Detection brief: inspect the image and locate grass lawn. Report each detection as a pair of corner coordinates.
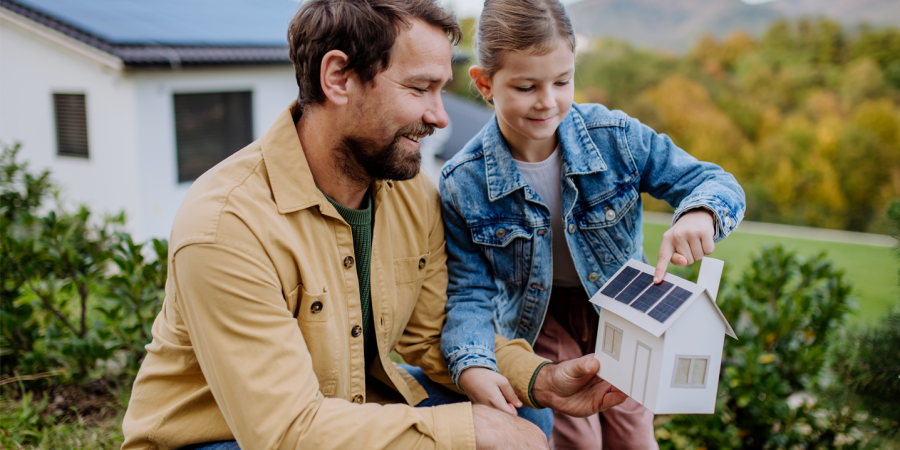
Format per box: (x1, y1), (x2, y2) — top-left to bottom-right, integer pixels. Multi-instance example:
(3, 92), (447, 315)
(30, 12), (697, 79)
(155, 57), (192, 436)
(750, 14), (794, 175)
(643, 223), (900, 324)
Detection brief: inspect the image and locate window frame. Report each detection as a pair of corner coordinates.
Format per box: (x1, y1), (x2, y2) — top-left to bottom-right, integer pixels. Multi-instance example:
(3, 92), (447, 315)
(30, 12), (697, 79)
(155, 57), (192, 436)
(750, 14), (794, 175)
(601, 322), (624, 361)
(52, 93), (90, 158)
(670, 354), (711, 389)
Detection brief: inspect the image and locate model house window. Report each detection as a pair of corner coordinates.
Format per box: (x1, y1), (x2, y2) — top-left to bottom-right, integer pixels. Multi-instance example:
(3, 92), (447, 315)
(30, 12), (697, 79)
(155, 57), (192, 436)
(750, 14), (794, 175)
(174, 91), (253, 182)
(671, 355), (709, 388)
(601, 322), (623, 360)
(53, 93), (89, 158)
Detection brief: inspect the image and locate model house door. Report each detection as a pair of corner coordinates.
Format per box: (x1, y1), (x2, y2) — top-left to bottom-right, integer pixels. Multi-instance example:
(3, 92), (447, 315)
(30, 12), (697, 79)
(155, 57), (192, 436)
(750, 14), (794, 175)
(630, 342), (651, 403)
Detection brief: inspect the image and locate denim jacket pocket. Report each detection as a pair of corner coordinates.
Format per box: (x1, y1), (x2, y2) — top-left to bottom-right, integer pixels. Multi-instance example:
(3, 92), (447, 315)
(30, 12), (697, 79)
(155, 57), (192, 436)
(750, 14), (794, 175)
(575, 186), (639, 263)
(470, 222), (533, 283)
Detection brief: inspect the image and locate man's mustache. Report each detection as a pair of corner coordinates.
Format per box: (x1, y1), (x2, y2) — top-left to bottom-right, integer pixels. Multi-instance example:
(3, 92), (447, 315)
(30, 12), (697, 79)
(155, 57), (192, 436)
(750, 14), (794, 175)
(396, 122), (435, 138)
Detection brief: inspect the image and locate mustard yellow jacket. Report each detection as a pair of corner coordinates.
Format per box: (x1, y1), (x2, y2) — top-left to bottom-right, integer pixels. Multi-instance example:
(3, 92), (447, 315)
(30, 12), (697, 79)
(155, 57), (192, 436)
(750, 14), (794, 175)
(121, 103), (548, 450)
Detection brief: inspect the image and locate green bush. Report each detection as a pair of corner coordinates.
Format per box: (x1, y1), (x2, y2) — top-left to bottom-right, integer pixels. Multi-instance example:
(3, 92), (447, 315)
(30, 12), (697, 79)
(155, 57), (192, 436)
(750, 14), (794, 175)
(657, 245), (862, 449)
(0, 143), (167, 388)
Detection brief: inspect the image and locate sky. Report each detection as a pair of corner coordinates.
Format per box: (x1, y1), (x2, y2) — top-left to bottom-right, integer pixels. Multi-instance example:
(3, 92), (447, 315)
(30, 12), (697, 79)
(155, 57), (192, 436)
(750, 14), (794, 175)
(443, 0), (779, 19)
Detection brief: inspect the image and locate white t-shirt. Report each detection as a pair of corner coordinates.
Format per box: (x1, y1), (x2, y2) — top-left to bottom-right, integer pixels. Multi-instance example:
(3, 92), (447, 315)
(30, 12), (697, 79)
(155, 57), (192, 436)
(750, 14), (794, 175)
(513, 146), (581, 287)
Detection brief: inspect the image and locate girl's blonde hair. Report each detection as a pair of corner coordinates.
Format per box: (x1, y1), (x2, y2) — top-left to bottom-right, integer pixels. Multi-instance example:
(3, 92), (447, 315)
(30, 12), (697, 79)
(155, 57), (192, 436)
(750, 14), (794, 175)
(475, 0), (576, 78)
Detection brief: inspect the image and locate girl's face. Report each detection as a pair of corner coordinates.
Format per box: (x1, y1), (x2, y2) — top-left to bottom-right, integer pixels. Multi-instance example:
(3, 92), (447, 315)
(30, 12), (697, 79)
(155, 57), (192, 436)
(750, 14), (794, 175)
(471, 39), (575, 157)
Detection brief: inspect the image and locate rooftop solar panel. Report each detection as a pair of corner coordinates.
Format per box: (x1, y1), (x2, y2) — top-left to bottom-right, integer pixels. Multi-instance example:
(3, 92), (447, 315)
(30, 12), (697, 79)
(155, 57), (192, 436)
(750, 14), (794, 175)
(615, 273), (654, 305)
(629, 280), (674, 312)
(648, 286), (693, 323)
(600, 267), (640, 299)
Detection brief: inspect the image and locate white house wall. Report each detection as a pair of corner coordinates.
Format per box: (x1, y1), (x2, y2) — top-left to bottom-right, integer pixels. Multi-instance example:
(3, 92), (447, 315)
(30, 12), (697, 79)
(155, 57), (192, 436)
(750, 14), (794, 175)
(595, 309), (664, 412)
(654, 295), (727, 414)
(0, 13), (141, 233)
(131, 66), (296, 239)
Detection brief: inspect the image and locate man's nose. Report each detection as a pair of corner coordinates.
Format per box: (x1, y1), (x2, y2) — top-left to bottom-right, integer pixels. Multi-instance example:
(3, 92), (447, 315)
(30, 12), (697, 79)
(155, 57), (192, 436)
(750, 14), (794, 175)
(424, 93), (450, 129)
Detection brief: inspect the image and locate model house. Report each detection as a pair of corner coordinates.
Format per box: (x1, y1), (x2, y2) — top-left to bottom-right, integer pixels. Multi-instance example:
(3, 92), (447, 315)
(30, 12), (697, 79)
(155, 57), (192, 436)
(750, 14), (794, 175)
(590, 257), (736, 414)
(0, 0), (486, 240)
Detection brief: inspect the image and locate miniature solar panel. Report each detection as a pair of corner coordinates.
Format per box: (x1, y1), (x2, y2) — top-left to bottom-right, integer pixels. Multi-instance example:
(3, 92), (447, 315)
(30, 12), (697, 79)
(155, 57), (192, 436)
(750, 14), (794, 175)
(13, 0), (298, 46)
(647, 286), (693, 322)
(615, 273), (654, 305)
(629, 280), (674, 312)
(599, 266), (640, 299)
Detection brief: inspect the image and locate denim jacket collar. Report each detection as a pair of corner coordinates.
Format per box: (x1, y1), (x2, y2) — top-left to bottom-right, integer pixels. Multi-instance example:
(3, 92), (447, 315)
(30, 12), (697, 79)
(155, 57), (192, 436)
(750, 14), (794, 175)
(481, 105), (608, 202)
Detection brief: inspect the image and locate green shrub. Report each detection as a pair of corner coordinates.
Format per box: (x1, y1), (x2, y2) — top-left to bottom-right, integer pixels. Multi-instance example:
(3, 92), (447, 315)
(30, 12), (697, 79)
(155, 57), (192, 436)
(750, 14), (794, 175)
(657, 245), (862, 449)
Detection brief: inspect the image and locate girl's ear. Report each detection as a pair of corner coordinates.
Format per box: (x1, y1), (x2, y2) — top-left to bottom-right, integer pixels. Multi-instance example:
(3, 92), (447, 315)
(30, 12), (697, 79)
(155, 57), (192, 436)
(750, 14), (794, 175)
(469, 65), (493, 101)
(320, 49), (352, 106)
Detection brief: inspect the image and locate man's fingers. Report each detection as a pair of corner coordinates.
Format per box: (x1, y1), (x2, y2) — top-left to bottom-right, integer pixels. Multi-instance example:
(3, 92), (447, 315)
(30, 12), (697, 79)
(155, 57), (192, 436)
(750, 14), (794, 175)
(562, 356), (600, 379)
(654, 236), (675, 283)
(498, 379), (523, 409)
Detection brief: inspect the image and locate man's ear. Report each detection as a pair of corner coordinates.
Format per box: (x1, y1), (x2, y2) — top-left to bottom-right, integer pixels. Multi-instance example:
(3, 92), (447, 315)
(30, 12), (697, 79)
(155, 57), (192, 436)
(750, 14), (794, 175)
(320, 50), (352, 106)
(469, 65), (493, 101)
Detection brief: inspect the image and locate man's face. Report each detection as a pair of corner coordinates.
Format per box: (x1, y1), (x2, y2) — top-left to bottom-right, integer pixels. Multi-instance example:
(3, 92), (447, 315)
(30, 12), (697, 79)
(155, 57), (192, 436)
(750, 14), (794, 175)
(338, 19), (453, 183)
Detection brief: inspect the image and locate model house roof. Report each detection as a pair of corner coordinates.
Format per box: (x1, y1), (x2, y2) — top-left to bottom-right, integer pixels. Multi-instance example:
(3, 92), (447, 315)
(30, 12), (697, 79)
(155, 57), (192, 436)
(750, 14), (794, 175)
(1, 0), (297, 67)
(590, 259), (737, 339)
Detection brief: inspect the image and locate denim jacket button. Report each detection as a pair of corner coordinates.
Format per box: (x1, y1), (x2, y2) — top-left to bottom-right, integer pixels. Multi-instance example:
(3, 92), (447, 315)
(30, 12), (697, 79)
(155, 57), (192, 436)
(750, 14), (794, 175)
(724, 216), (733, 228)
(537, 228), (548, 235)
(588, 272), (599, 282)
(495, 228), (507, 238)
(605, 209), (616, 221)
(567, 224), (576, 234)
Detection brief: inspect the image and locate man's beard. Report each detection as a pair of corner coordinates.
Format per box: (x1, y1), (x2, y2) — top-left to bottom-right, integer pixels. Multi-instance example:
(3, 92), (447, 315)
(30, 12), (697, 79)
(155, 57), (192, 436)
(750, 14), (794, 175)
(336, 122), (434, 184)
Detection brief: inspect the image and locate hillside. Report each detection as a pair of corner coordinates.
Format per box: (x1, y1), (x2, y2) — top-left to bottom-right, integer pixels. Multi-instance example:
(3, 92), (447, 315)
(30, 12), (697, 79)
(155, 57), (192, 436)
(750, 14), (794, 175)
(566, 0), (900, 52)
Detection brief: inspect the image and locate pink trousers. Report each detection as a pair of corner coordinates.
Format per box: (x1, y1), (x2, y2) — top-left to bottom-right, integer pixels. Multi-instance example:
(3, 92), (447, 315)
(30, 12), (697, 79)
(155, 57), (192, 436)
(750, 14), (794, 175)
(533, 286), (659, 450)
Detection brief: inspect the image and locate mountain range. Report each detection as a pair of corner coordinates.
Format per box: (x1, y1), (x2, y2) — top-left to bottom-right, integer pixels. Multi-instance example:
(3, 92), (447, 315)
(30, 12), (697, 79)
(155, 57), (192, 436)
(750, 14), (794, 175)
(565, 0), (900, 52)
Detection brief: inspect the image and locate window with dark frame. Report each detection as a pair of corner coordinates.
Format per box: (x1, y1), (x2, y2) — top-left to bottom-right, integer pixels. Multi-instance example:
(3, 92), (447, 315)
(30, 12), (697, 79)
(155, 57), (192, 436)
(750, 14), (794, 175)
(53, 93), (89, 158)
(173, 91), (253, 183)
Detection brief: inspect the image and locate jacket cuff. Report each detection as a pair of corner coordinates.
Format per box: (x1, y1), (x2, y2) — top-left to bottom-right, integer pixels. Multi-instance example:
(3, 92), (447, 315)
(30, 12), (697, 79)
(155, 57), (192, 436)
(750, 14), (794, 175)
(495, 339), (551, 409)
(445, 346), (498, 389)
(431, 402), (476, 450)
(673, 195), (743, 242)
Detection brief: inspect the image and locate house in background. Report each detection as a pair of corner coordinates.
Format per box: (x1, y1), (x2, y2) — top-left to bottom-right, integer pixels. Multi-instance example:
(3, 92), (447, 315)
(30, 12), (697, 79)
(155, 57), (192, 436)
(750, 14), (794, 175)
(590, 258), (736, 414)
(0, 0), (491, 240)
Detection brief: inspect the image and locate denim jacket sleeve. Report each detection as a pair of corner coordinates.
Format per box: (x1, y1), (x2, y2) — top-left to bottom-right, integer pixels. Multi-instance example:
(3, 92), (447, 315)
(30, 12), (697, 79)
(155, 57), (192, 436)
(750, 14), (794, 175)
(625, 116), (745, 241)
(438, 173), (501, 387)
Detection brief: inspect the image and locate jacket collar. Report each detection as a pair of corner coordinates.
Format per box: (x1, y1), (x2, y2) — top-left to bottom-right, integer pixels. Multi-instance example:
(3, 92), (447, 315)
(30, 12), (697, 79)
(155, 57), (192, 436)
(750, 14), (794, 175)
(482, 104), (607, 201)
(261, 101), (389, 215)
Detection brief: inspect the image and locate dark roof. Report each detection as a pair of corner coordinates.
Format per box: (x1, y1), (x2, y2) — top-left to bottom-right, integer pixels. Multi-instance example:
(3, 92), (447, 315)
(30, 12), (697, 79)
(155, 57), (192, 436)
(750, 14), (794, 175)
(2, 0), (294, 67)
(437, 94), (494, 161)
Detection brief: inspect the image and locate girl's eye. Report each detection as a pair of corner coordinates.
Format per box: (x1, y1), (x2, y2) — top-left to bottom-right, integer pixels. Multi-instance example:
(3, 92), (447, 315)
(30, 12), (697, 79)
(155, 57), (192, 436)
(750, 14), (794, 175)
(515, 86), (534, 92)
(556, 80), (571, 87)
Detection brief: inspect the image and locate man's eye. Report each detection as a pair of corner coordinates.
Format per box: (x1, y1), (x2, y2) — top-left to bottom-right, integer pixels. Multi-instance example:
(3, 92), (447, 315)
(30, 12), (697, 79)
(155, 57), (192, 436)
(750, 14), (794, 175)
(515, 86), (534, 92)
(412, 87), (428, 93)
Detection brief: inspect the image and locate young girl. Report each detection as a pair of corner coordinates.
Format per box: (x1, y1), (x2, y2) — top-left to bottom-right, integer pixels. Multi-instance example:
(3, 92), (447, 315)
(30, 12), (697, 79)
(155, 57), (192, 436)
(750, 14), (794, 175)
(438, 0), (745, 448)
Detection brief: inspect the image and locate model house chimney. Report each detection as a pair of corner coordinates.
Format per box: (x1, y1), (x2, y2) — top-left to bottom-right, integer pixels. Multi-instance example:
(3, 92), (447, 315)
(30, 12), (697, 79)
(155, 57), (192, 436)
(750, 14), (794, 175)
(696, 257), (724, 303)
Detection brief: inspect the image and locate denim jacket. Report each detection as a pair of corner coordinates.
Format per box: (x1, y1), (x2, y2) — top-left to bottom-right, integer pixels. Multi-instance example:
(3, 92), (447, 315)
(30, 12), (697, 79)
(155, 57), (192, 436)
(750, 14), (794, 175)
(438, 102), (745, 386)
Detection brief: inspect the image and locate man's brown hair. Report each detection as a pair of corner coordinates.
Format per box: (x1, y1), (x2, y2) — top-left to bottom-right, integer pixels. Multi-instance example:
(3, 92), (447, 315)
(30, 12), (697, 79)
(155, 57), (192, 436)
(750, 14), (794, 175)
(288, 0), (461, 110)
(475, 0), (576, 78)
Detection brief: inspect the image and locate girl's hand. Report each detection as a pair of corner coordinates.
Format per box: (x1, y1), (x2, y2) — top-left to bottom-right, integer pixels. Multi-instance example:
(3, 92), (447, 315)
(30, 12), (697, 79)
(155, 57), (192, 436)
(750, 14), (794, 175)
(654, 209), (715, 283)
(458, 367), (522, 416)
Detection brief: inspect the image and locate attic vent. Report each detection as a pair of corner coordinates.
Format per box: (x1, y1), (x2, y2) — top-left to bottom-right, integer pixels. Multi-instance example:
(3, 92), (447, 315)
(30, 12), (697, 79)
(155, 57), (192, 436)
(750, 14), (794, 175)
(53, 93), (89, 158)
(671, 355), (709, 388)
(174, 91), (253, 182)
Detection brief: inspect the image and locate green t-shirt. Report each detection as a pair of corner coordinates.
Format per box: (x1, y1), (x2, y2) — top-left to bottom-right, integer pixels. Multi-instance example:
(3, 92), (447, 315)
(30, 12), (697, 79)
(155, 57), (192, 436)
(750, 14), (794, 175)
(321, 190), (377, 367)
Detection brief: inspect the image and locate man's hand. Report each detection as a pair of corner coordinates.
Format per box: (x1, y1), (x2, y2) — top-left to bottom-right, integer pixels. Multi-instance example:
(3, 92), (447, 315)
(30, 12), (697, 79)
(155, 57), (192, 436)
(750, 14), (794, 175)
(472, 404), (548, 450)
(531, 355), (627, 417)
(654, 209), (715, 283)
(459, 367), (522, 415)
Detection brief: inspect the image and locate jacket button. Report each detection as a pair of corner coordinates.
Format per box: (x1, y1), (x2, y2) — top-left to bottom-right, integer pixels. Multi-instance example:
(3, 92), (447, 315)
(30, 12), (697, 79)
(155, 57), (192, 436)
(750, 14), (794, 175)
(343, 256), (354, 269)
(568, 224), (576, 234)
(351, 324), (362, 337)
(725, 216), (733, 228)
(352, 394), (364, 404)
(537, 228), (548, 235)
(310, 301), (323, 314)
(495, 228), (506, 238)
(605, 209), (616, 221)
(588, 272), (600, 282)
(418, 258), (426, 270)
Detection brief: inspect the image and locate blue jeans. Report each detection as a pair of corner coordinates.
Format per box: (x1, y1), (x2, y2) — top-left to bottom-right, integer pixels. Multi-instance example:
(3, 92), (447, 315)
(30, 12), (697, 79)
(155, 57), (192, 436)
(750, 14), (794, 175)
(184, 365), (553, 450)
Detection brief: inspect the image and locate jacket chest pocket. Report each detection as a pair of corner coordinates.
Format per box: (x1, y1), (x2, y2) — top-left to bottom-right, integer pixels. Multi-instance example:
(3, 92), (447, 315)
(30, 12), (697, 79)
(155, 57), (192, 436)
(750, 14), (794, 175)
(391, 253), (429, 330)
(286, 284), (334, 322)
(470, 223), (533, 283)
(575, 186), (639, 263)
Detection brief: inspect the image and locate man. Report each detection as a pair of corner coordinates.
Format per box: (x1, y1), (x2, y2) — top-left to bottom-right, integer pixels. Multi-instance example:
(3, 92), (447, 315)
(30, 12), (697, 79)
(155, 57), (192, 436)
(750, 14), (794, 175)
(122, 1), (626, 449)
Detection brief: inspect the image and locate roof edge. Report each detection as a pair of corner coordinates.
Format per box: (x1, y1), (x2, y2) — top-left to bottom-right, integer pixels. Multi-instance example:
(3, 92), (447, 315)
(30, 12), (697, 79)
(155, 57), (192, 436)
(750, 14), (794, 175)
(0, 3), (123, 71)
